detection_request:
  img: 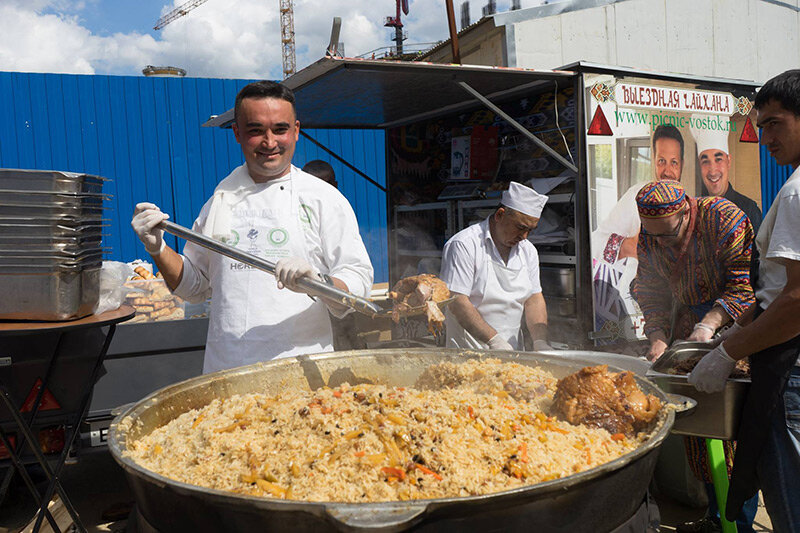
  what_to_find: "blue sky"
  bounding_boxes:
[0,0,545,78]
[44,0,166,37]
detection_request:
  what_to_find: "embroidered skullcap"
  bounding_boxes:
[501,181,548,218]
[636,181,686,219]
[690,114,729,155]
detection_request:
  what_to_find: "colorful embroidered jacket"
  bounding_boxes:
[635,196,755,338]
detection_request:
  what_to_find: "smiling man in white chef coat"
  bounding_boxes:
[441,182,550,351]
[131,81,373,373]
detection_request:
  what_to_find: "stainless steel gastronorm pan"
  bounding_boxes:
[0,234,104,246]
[540,266,576,297]
[0,189,109,204]
[0,216,109,226]
[0,254,104,269]
[0,203,105,219]
[647,342,749,440]
[0,244,104,254]
[0,223,106,239]
[0,168,107,194]
[0,266,100,320]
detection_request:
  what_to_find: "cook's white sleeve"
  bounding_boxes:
[172,215,213,304]
[765,190,800,263]
[440,240,475,296]
[319,198,374,315]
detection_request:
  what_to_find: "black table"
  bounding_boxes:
[0,305,134,533]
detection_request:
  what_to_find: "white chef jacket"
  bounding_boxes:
[753,167,800,365]
[440,217,542,348]
[173,165,374,373]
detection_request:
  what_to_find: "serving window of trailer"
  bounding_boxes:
[582,70,761,352]
[387,81,581,345]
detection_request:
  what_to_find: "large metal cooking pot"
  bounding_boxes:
[108,349,675,533]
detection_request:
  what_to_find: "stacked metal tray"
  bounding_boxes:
[0,169,110,320]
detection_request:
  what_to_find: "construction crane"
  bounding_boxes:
[153,0,209,30]
[279,0,296,78]
[384,0,409,55]
[153,0,297,79]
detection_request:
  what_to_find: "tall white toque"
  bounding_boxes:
[690,114,730,155]
[501,181,549,218]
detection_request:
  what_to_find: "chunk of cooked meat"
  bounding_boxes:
[669,355,750,378]
[552,365,662,437]
[388,274,450,333]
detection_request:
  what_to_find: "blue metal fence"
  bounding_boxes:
[0,71,388,282]
[760,143,794,214]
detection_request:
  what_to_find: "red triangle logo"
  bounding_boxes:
[588,106,613,135]
[20,378,61,413]
[740,117,759,143]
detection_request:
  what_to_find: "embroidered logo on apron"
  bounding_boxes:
[221,229,240,247]
[268,228,289,247]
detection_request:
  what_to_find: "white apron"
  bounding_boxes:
[445,248,532,350]
[203,172,333,374]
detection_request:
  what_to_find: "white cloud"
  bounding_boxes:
[0,0,547,78]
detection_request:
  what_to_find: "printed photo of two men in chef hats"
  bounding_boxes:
[588,92,762,351]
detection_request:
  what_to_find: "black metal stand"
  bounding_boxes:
[0,306,134,533]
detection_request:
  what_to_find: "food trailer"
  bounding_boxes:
[207,58,762,353]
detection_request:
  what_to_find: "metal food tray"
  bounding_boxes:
[0,203,105,219]
[0,238,104,249]
[0,246,107,257]
[0,216,109,227]
[0,169,107,194]
[647,341,749,440]
[0,262,100,274]
[0,254,104,269]
[0,266,100,320]
[0,193,106,209]
[0,233,104,246]
[540,266,576,297]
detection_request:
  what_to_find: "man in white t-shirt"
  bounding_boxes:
[440,182,550,351]
[689,69,800,531]
[131,81,373,373]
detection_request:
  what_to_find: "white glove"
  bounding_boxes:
[533,339,553,351]
[687,322,716,342]
[710,322,742,347]
[688,344,737,393]
[132,202,168,255]
[274,256,318,293]
[487,334,513,351]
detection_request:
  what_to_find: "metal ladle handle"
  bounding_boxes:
[159,220,382,317]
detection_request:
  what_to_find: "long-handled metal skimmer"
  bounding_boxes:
[160,220,383,318]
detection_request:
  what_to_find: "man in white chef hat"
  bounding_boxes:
[441,181,550,351]
[690,114,762,233]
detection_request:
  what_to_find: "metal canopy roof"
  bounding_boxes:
[202,58,575,129]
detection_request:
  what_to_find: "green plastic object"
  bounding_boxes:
[706,438,738,533]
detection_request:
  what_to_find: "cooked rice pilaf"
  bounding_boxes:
[126,359,658,502]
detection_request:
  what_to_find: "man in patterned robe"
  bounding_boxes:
[634,180,757,532]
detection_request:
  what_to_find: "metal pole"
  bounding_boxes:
[299,130,386,192]
[456,81,578,174]
[445,0,461,63]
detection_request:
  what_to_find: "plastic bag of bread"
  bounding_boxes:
[123,264,185,322]
[94,261,136,315]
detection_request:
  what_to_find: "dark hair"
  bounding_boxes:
[234,81,296,123]
[302,160,337,188]
[652,124,684,161]
[755,69,800,116]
